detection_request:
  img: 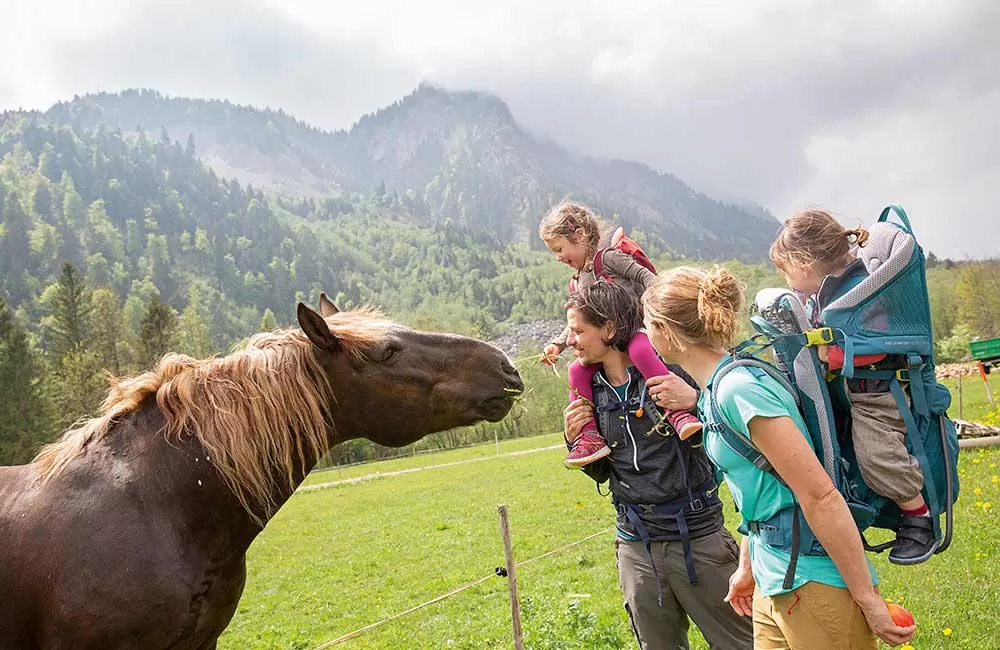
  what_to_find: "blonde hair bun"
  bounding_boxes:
[697,266,743,345]
[642,265,744,354]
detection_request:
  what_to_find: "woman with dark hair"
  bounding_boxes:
[562,281,751,650]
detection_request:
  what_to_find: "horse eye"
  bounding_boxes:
[381,342,401,362]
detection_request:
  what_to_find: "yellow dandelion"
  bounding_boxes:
[985,502,993,510]
[973,458,981,464]
[992,475,998,484]
[990,463,997,469]
[943,627,953,636]
[975,487,984,496]
[902,645,914,650]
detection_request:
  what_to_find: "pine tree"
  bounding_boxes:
[0,191,32,303]
[50,347,105,430]
[176,285,214,358]
[258,308,278,332]
[0,298,50,464]
[138,294,178,368]
[46,262,93,359]
[90,287,124,375]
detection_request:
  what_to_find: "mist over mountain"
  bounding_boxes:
[45,84,778,260]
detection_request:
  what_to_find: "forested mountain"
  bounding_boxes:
[0,110,564,463]
[0,112,575,344]
[45,85,778,258]
[2,88,996,469]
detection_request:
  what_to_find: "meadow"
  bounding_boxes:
[219,372,1000,650]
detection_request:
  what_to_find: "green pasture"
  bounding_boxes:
[941,370,1000,426]
[221,425,1000,649]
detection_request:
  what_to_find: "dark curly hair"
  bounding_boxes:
[564,281,641,352]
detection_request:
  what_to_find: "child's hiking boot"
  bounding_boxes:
[565,429,611,468]
[888,515,939,565]
[666,409,703,440]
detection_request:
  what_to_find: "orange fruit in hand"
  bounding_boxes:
[885,601,915,627]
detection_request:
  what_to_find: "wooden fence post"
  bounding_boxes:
[958,372,964,420]
[497,504,524,650]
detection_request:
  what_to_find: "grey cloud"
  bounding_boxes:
[45,0,422,132]
[8,0,998,257]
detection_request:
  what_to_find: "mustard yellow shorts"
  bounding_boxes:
[752,581,877,650]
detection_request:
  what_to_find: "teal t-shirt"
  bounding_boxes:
[699,359,878,596]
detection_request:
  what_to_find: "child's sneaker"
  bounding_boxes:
[565,430,611,468]
[888,514,939,565]
[667,409,703,440]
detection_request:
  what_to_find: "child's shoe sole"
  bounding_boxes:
[564,445,612,468]
[677,422,704,441]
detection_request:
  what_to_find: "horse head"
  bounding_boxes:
[297,293,523,448]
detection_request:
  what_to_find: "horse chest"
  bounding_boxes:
[169,555,248,648]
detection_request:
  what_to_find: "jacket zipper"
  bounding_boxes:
[598,372,639,472]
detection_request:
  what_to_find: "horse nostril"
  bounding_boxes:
[500,357,523,389]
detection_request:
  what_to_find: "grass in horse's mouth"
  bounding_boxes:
[503,385,528,405]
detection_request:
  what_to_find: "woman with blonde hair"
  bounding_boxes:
[640,266,916,649]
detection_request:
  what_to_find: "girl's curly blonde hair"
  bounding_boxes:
[770,209,869,274]
[538,200,604,255]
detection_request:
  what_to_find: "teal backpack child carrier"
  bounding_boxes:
[709,205,960,589]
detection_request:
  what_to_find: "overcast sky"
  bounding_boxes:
[2,0,997,258]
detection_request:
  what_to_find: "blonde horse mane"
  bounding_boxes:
[33,308,396,524]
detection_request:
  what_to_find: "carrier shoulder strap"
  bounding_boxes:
[592,247,611,282]
[707,355,800,482]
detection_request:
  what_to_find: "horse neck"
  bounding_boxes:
[158,347,340,542]
[181,421,337,552]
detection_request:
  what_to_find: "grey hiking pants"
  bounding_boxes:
[847,388,924,504]
[616,529,753,650]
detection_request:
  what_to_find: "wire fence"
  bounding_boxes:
[299,443,565,493]
[312,525,613,649]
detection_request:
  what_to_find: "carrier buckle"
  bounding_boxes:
[804,327,834,347]
[896,369,911,382]
[689,498,705,512]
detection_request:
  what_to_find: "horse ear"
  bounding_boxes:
[318,292,340,317]
[297,303,340,352]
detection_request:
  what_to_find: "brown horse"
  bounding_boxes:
[0,295,522,650]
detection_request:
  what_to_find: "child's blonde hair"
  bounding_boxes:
[769,209,869,274]
[538,200,604,255]
[642,266,744,353]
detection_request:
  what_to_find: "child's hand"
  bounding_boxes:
[540,343,561,365]
[817,344,829,363]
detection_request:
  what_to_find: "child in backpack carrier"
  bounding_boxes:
[539,201,702,468]
[770,209,938,565]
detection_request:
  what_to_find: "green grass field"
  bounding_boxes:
[941,369,1000,426]
[218,372,1000,649]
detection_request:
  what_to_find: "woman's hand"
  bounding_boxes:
[563,398,594,444]
[856,593,917,647]
[723,566,755,617]
[646,373,698,412]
